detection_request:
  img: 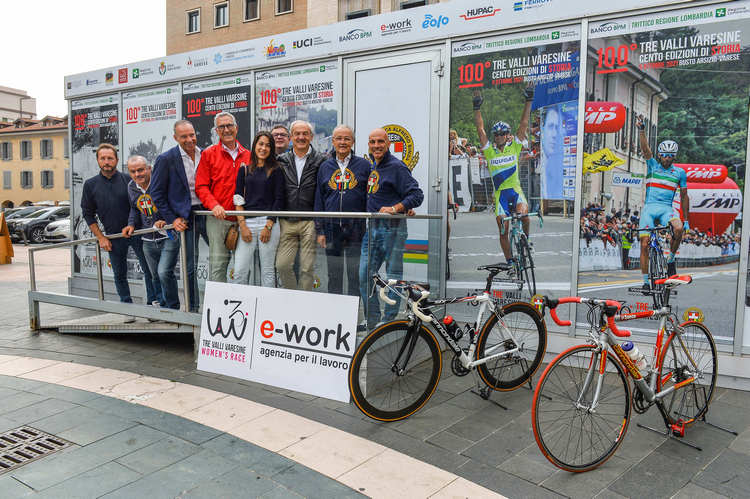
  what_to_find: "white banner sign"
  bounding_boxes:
[122,85,180,166]
[197,282,358,402]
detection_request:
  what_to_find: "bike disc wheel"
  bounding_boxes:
[657,321,717,425]
[348,320,442,422]
[532,345,631,472]
[476,302,546,390]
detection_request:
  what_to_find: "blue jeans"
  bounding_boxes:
[143,237,179,309]
[358,219,407,325]
[162,221,200,312]
[109,236,160,305]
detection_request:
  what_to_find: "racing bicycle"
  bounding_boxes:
[349,266,547,421]
[500,211,542,299]
[631,224,673,307]
[531,274,718,472]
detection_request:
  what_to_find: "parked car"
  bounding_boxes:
[43,218,71,243]
[4,206,41,221]
[10,206,70,243]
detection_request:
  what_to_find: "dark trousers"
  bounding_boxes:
[108,236,160,305]
[325,230,361,296]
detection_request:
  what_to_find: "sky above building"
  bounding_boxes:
[1,0,165,117]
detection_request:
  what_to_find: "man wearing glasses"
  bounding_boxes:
[195,112,250,282]
[636,116,689,285]
[472,86,534,268]
[271,125,291,156]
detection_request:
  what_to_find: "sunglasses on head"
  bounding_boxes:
[660,152,676,158]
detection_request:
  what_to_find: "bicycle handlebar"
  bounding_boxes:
[379,280,397,306]
[543,296,631,337]
[372,274,432,322]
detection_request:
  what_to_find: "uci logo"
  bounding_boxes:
[206,299,248,341]
[422,14,449,29]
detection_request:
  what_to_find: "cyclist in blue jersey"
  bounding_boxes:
[636,116,689,288]
[472,86,534,267]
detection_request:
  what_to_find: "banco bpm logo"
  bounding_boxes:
[206,299,249,341]
[339,28,372,42]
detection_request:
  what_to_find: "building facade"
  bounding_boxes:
[0,86,37,123]
[167,0,443,54]
[0,117,68,208]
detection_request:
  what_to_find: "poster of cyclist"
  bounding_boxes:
[577,3,750,341]
[448,26,581,305]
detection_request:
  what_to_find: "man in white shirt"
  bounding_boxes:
[277,120,326,290]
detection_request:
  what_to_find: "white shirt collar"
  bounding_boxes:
[222,142,239,160]
[180,145,201,161]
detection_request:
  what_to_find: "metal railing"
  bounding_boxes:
[194,210,441,220]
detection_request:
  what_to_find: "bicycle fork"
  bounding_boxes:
[576,348,607,413]
[390,322,423,376]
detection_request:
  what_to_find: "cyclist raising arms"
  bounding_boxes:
[473,86,534,268]
[636,116,689,287]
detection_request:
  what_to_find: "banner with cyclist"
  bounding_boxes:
[447,26,581,307]
[577,3,750,341]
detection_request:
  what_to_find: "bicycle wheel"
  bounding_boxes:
[476,301,546,391]
[517,234,536,298]
[348,320,442,422]
[657,321,717,425]
[649,245,667,282]
[532,345,632,472]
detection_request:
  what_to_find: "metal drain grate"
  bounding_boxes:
[0,426,73,474]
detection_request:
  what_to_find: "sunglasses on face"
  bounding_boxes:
[660,152,676,158]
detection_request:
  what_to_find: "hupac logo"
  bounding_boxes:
[422,14,449,29]
[206,299,249,341]
[460,7,500,20]
[339,28,372,42]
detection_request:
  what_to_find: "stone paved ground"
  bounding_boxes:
[5,244,750,498]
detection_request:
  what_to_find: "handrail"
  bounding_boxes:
[194,210,441,220]
[27,225,190,312]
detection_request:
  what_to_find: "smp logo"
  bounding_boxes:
[339,28,372,42]
[460,7,500,21]
[265,39,286,59]
[422,14,449,29]
[591,21,627,34]
[206,299,249,341]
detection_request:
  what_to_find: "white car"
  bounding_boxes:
[43,218,71,243]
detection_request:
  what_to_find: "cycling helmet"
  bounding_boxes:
[491,121,511,135]
[657,140,679,155]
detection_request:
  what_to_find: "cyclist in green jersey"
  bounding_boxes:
[472,86,534,266]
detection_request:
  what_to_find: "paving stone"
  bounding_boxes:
[426,429,475,453]
[729,426,750,455]
[2,398,78,424]
[592,489,628,499]
[391,401,471,440]
[692,449,750,497]
[57,413,138,446]
[672,482,729,499]
[461,417,534,467]
[259,485,304,498]
[0,386,23,399]
[0,475,33,498]
[608,449,693,498]
[540,456,631,499]
[30,405,103,434]
[101,449,239,499]
[182,468,284,499]
[201,433,296,477]
[116,435,201,474]
[499,443,559,485]
[457,459,564,498]
[0,391,48,415]
[10,424,167,490]
[34,461,140,498]
[29,383,101,404]
[134,409,223,445]
[273,463,365,498]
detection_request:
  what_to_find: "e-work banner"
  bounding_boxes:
[197,282,358,402]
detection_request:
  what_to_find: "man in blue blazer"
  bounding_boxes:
[150,120,202,312]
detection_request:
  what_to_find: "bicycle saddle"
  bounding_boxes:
[654,274,692,287]
[477,262,511,272]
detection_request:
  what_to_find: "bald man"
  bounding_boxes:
[359,128,424,327]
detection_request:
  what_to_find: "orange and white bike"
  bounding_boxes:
[531,274,717,472]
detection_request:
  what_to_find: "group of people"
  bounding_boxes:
[81,111,423,324]
[579,206,638,269]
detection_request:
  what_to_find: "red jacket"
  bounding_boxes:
[195,142,250,222]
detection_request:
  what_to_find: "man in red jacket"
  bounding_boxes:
[195,111,250,282]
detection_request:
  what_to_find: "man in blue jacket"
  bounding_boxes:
[315,125,370,296]
[150,120,202,312]
[359,128,424,327]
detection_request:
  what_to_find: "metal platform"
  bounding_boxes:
[50,313,195,335]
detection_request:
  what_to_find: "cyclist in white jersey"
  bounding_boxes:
[472,86,534,267]
[636,116,689,285]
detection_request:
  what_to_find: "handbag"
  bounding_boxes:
[225,223,239,251]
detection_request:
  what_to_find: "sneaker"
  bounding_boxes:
[148,301,160,323]
[123,316,136,324]
[667,261,676,277]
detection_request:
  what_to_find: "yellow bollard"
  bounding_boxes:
[0,213,14,264]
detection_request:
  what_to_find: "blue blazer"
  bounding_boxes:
[151,145,194,224]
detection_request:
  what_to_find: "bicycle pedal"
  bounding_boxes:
[670,420,686,438]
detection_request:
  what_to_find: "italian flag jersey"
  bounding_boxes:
[644,157,687,206]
